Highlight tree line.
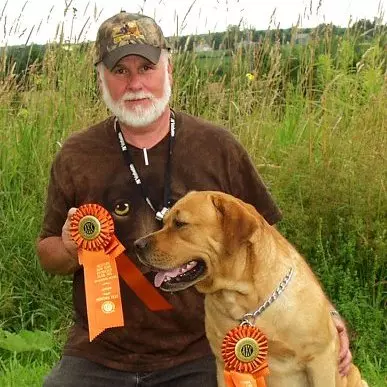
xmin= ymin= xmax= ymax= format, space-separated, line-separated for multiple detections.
xmin=0 ymin=19 xmax=385 ymax=82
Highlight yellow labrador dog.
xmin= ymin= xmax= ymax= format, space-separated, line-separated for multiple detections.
xmin=135 ymin=191 xmax=367 ymax=387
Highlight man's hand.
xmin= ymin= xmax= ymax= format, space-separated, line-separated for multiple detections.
xmin=62 ymin=207 xmax=78 ymax=258
xmin=332 ymin=312 xmax=352 ymax=376
xmin=37 ymin=207 xmax=80 ymax=275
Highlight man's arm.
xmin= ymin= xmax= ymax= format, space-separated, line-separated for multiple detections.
xmin=37 ymin=208 xmax=80 ymax=275
xmin=330 ymin=308 xmax=352 ymax=376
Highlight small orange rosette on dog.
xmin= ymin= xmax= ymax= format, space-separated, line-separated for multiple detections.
xmin=70 ymin=204 xmax=125 ymax=341
xmin=222 ymin=325 xmax=269 ymax=387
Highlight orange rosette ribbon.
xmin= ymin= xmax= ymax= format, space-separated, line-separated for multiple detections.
xmin=222 ymin=325 xmax=269 ymax=387
xmin=70 ymin=204 xmax=125 ymax=341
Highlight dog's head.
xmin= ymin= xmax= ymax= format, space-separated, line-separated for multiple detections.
xmin=134 ymin=191 xmax=265 ymax=293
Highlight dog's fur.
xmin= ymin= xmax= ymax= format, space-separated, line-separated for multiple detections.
xmin=135 ymin=191 xmax=367 ymax=387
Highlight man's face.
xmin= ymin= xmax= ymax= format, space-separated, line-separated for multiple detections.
xmin=99 ymin=53 xmax=172 ymax=127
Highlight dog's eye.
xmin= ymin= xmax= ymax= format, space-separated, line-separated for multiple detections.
xmin=174 ymin=219 xmax=187 ymax=229
xmin=114 ymin=202 xmax=130 ymax=216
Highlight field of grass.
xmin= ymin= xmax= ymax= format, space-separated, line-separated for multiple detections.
xmin=0 ymin=4 xmax=386 ymax=387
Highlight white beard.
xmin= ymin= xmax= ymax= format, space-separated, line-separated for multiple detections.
xmin=99 ymin=67 xmax=171 ymax=128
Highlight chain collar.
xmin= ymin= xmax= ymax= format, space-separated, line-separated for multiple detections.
xmin=240 ymin=267 xmax=294 ymax=326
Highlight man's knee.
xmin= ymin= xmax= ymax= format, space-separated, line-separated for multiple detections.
xmin=42 ymin=356 xmax=133 ymax=387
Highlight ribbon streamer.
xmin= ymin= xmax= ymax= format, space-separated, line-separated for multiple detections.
xmin=116 ymin=254 xmax=173 ymax=311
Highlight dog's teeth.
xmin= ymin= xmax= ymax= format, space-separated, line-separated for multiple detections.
xmin=165 ymin=276 xmax=171 ymax=282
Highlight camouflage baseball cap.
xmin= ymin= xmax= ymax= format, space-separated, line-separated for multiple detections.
xmin=95 ymin=12 xmax=170 ymax=70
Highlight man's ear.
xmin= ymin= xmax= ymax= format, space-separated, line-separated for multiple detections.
xmin=167 ymin=61 xmax=173 ymax=86
xmin=96 ymin=64 xmax=103 ymax=91
xmin=210 ymin=193 xmax=258 ymax=254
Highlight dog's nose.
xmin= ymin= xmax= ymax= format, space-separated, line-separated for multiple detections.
xmin=134 ymin=237 xmax=149 ymax=252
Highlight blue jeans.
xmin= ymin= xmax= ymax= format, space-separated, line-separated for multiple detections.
xmin=43 ymin=355 xmax=217 ymax=387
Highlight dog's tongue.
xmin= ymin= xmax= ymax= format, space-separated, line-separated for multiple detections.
xmin=154 ymin=268 xmax=181 ymax=288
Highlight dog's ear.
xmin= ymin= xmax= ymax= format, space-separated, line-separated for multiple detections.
xmin=210 ymin=194 xmax=258 ymax=254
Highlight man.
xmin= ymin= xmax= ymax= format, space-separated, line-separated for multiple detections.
xmin=37 ymin=11 xmax=352 ymax=387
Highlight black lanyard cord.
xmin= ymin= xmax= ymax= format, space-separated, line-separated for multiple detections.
xmin=163 ymin=112 xmax=175 ymax=208
xmin=114 ymin=110 xmax=176 ymax=220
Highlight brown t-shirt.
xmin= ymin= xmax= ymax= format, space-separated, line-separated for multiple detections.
xmin=40 ymin=111 xmax=282 ymax=372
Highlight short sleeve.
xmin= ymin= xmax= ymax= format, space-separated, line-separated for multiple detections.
xmin=229 ymin=145 xmax=282 ymax=225
xmin=39 ymin=150 xmax=75 ymax=238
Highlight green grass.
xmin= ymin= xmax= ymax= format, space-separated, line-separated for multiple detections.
xmin=0 ymin=3 xmax=386 ymax=386
xmin=0 ymin=352 xmax=56 ymax=387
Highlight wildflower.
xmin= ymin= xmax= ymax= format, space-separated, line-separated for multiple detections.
xmin=17 ymin=108 xmax=29 ymax=119
xmin=246 ymin=73 xmax=255 ymax=81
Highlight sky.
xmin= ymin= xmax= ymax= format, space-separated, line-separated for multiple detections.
xmin=1 ymin=0 xmax=385 ymax=46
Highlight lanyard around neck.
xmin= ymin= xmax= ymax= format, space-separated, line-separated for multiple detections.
xmin=114 ymin=111 xmax=176 ymax=221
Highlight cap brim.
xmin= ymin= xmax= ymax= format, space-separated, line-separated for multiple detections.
xmin=101 ymin=44 xmax=162 ymax=70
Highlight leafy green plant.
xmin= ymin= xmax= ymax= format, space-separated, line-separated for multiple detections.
xmin=0 ymin=330 xmax=53 ymax=352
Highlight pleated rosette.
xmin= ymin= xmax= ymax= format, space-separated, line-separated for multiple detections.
xmin=222 ymin=325 xmax=269 ymax=387
xmin=70 ymin=204 xmax=114 ymax=251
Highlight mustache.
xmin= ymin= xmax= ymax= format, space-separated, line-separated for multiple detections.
xmin=121 ymin=91 xmax=155 ymax=101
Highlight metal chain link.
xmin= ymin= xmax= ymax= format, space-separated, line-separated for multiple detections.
xmin=240 ymin=267 xmax=294 ymax=326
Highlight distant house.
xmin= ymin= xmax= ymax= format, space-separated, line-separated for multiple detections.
xmin=294 ymin=32 xmax=310 ymax=45
xmin=194 ymin=41 xmax=212 ymax=52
